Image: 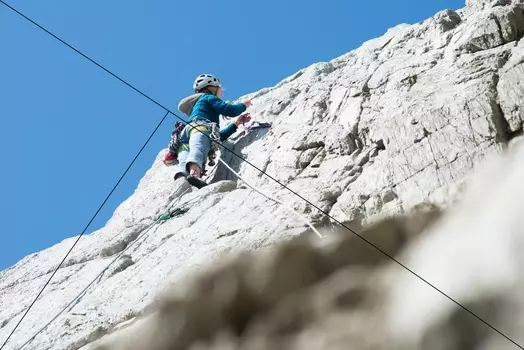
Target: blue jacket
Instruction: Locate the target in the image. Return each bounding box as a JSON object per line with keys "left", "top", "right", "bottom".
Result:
{"left": 189, "top": 93, "right": 247, "bottom": 125}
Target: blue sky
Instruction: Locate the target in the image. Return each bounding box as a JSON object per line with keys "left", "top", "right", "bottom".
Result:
{"left": 0, "top": 0, "right": 465, "bottom": 270}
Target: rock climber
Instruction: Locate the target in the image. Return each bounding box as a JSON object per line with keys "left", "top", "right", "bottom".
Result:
{"left": 174, "top": 74, "right": 252, "bottom": 189}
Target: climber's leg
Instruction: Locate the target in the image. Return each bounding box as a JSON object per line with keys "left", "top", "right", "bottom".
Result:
{"left": 185, "top": 127, "right": 211, "bottom": 178}
{"left": 185, "top": 126, "right": 211, "bottom": 189}
{"left": 173, "top": 144, "right": 190, "bottom": 181}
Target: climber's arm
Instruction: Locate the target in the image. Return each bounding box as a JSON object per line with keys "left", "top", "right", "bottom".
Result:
{"left": 219, "top": 123, "right": 238, "bottom": 142}
{"left": 208, "top": 95, "right": 247, "bottom": 117}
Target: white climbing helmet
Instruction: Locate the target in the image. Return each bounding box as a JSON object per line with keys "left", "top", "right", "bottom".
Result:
{"left": 193, "top": 74, "right": 222, "bottom": 92}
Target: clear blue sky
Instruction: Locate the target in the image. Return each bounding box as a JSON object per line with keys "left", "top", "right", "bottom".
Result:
{"left": 0, "top": 0, "right": 465, "bottom": 270}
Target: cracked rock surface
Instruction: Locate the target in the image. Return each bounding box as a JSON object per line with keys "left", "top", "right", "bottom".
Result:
{"left": 92, "top": 139, "right": 524, "bottom": 350}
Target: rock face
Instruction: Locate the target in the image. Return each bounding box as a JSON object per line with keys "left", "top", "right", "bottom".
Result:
{"left": 1, "top": 1, "right": 524, "bottom": 349}
{"left": 89, "top": 140, "right": 524, "bottom": 350}
{"left": 89, "top": 200, "right": 444, "bottom": 350}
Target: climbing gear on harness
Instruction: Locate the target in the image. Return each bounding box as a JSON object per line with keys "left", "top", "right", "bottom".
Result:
{"left": 206, "top": 124, "right": 220, "bottom": 169}
{"left": 207, "top": 150, "right": 217, "bottom": 167}
{"left": 163, "top": 121, "right": 186, "bottom": 166}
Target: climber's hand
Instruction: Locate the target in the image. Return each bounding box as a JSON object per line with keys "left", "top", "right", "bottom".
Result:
{"left": 235, "top": 113, "right": 252, "bottom": 127}
{"left": 243, "top": 100, "right": 253, "bottom": 108}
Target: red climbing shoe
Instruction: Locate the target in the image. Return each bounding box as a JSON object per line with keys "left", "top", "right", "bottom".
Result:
{"left": 163, "top": 151, "right": 177, "bottom": 166}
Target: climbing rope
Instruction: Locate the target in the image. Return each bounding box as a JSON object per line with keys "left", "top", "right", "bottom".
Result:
{"left": 157, "top": 207, "right": 189, "bottom": 222}
{"left": 218, "top": 158, "right": 323, "bottom": 239}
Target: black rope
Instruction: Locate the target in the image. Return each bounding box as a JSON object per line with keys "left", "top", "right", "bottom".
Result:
{"left": 1, "top": 2, "right": 522, "bottom": 349}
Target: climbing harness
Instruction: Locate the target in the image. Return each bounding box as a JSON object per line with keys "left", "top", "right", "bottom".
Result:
{"left": 202, "top": 119, "right": 221, "bottom": 164}
{"left": 187, "top": 118, "right": 221, "bottom": 176}
{"left": 164, "top": 119, "right": 220, "bottom": 171}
